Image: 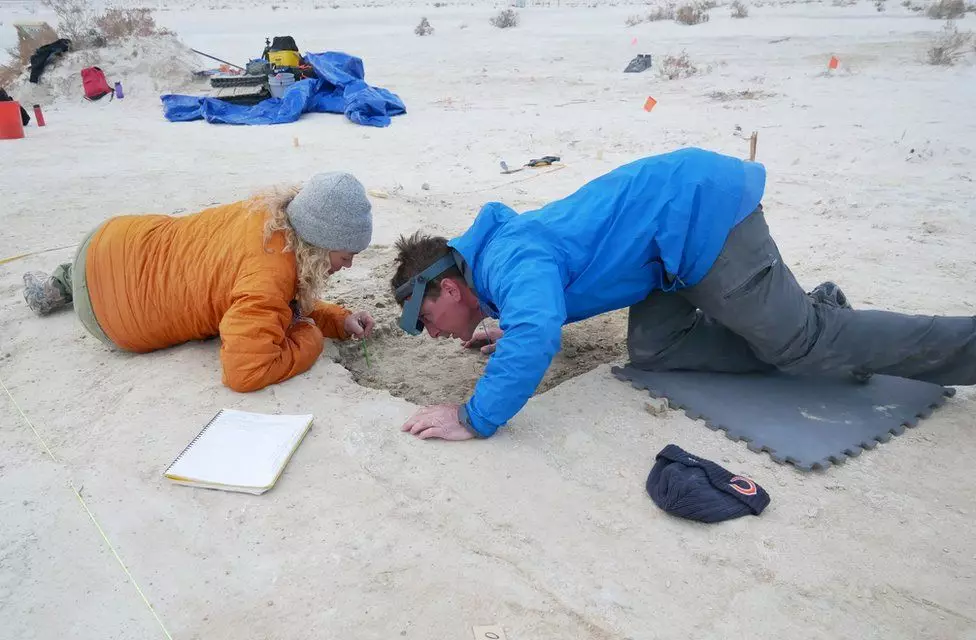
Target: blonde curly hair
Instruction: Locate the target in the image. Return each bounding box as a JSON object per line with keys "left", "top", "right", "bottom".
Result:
{"left": 250, "top": 185, "right": 335, "bottom": 315}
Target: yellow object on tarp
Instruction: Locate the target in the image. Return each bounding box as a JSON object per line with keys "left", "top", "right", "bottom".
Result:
{"left": 268, "top": 50, "right": 301, "bottom": 68}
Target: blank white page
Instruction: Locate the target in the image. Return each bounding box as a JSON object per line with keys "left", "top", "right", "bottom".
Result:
{"left": 165, "top": 409, "right": 313, "bottom": 490}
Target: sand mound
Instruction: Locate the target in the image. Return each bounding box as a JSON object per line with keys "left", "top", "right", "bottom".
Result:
{"left": 5, "top": 34, "right": 205, "bottom": 106}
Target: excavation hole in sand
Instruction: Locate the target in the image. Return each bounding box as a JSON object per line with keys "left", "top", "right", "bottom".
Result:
{"left": 326, "top": 249, "right": 628, "bottom": 405}
{"left": 331, "top": 311, "right": 628, "bottom": 405}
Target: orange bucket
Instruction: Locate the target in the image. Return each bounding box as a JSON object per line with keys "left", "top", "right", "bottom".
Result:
{"left": 0, "top": 100, "right": 26, "bottom": 140}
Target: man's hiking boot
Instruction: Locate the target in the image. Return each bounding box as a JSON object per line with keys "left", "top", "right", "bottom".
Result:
{"left": 808, "top": 281, "right": 851, "bottom": 310}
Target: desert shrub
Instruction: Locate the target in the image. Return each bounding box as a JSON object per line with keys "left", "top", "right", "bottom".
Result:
{"left": 731, "top": 1, "right": 749, "bottom": 17}
{"left": 415, "top": 16, "right": 434, "bottom": 35}
{"left": 42, "top": 0, "right": 169, "bottom": 48}
{"left": 927, "top": 0, "right": 965, "bottom": 18}
{"left": 926, "top": 19, "right": 973, "bottom": 64}
{"left": 490, "top": 9, "right": 519, "bottom": 28}
{"left": 675, "top": 2, "right": 711, "bottom": 24}
{"left": 626, "top": 13, "right": 646, "bottom": 25}
{"left": 96, "top": 8, "right": 170, "bottom": 41}
{"left": 43, "top": 0, "right": 101, "bottom": 47}
{"left": 648, "top": 3, "right": 677, "bottom": 19}
{"left": 659, "top": 50, "right": 699, "bottom": 79}
{"left": 0, "top": 60, "right": 20, "bottom": 87}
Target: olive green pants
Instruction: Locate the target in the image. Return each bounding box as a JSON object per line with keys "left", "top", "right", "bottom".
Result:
{"left": 51, "top": 226, "right": 116, "bottom": 349}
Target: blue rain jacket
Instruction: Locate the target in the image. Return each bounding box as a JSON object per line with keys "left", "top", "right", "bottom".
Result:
{"left": 451, "top": 147, "right": 766, "bottom": 437}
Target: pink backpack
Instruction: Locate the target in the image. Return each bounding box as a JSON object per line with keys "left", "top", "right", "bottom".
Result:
{"left": 81, "top": 66, "right": 112, "bottom": 101}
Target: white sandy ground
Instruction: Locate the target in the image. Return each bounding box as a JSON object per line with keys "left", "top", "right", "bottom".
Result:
{"left": 2, "top": 2, "right": 976, "bottom": 638}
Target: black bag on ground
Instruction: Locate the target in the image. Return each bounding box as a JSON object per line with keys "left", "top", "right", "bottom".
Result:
{"left": 29, "top": 38, "right": 72, "bottom": 84}
{"left": 624, "top": 54, "right": 652, "bottom": 73}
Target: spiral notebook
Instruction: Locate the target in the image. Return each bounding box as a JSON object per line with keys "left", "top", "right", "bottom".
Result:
{"left": 164, "top": 409, "right": 313, "bottom": 495}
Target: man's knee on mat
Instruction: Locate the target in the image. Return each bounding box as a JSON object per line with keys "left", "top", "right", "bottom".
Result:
{"left": 626, "top": 312, "right": 700, "bottom": 370}
{"left": 749, "top": 316, "right": 844, "bottom": 376}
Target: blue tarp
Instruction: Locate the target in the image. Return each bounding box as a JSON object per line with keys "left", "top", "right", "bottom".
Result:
{"left": 160, "top": 51, "right": 406, "bottom": 127}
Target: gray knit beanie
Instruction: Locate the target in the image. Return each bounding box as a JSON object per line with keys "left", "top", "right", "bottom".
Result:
{"left": 286, "top": 172, "right": 372, "bottom": 252}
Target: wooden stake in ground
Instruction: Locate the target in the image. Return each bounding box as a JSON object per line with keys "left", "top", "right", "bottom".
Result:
{"left": 749, "top": 131, "right": 758, "bottom": 161}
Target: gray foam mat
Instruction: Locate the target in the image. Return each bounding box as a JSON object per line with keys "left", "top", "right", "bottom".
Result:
{"left": 611, "top": 366, "right": 955, "bottom": 471}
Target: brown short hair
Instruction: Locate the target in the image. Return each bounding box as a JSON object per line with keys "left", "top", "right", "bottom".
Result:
{"left": 391, "top": 231, "right": 461, "bottom": 304}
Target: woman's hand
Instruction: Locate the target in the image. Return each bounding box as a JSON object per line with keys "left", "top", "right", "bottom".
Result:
{"left": 344, "top": 311, "right": 375, "bottom": 340}
{"left": 461, "top": 326, "right": 504, "bottom": 355}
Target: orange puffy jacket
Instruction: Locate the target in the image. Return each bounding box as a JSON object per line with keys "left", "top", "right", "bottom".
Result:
{"left": 84, "top": 200, "right": 351, "bottom": 392}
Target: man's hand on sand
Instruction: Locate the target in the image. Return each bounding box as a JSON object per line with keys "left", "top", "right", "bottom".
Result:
{"left": 462, "top": 326, "right": 504, "bottom": 355}
{"left": 401, "top": 404, "right": 475, "bottom": 441}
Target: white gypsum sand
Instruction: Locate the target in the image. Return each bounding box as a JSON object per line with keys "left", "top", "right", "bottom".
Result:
{"left": 1, "top": 2, "right": 975, "bottom": 639}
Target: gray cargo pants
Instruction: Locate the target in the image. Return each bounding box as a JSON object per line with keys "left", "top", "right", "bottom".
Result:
{"left": 627, "top": 208, "right": 976, "bottom": 386}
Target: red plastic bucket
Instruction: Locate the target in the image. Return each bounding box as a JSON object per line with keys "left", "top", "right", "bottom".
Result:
{"left": 0, "top": 101, "right": 25, "bottom": 140}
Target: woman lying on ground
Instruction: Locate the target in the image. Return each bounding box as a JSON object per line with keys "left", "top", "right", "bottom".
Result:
{"left": 23, "top": 172, "right": 375, "bottom": 392}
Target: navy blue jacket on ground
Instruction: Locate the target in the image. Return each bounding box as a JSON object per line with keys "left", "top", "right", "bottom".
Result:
{"left": 450, "top": 147, "right": 766, "bottom": 437}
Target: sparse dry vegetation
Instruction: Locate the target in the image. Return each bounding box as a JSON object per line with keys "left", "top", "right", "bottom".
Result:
{"left": 708, "top": 88, "right": 775, "bottom": 101}
{"left": 926, "top": 0, "right": 966, "bottom": 18}
{"left": 41, "top": 0, "right": 170, "bottom": 49}
{"left": 731, "top": 1, "right": 750, "bottom": 17}
{"left": 926, "top": 19, "right": 973, "bottom": 64}
{"left": 626, "top": 2, "right": 682, "bottom": 24}
{"left": 0, "top": 61, "right": 20, "bottom": 87}
{"left": 96, "top": 8, "right": 171, "bottom": 42}
{"left": 415, "top": 16, "right": 434, "bottom": 36}
{"left": 43, "top": 0, "right": 100, "bottom": 47}
{"left": 649, "top": 3, "right": 677, "bottom": 20}
{"left": 490, "top": 8, "right": 520, "bottom": 28}
{"left": 675, "top": 2, "right": 712, "bottom": 25}
{"left": 659, "top": 50, "right": 699, "bottom": 79}
{"left": 0, "top": 2, "right": 172, "bottom": 87}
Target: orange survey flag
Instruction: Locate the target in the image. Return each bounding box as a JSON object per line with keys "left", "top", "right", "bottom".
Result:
{"left": 643, "top": 96, "right": 657, "bottom": 112}
{"left": 828, "top": 56, "right": 839, "bottom": 70}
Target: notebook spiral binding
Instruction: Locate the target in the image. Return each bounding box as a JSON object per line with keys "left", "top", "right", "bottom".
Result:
{"left": 165, "top": 409, "right": 225, "bottom": 473}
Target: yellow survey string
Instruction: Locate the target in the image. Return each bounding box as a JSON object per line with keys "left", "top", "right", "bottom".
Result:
{"left": 0, "top": 376, "right": 174, "bottom": 640}
{"left": 0, "top": 243, "right": 79, "bottom": 266}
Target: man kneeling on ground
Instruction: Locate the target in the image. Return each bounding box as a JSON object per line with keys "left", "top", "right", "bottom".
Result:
{"left": 389, "top": 147, "right": 976, "bottom": 441}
